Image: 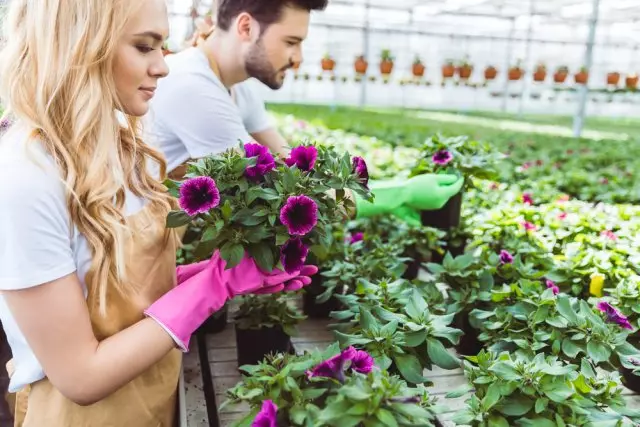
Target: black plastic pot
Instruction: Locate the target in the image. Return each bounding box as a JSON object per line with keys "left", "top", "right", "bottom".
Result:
{"left": 302, "top": 276, "right": 343, "bottom": 319}
{"left": 235, "top": 324, "right": 294, "bottom": 367}
{"left": 196, "top": 305, "right": 228, "bottom": 335}
{"left": 403, "top": 257, "right": 421, "bottom": 281}
{"left": 454, "top": 311, "right": 484, "bottom": 356}
{"left": 421, "top": 192, "right": 463, "bottom": 230}
{"left": 620, "top": 366, "right": 640, "bottom": 393}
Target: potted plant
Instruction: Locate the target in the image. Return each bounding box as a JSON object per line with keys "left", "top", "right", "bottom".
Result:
{"left": 554, "top": 65, "right": 569, "bottom": 83}
{"left": 484, "top": 65, "right": 498, "bottom": 81}
{"left": 575, "top": 66, "right": 589, "bottom": 84}
{"left": 533, "top": 62, "right": 547, "bottom": 82}
{"left": 165, "top": 142, "right": 371, "bottom": 273}
{"left": 449, "top": 350, "right": 639, "bottom": 425}
{"left": 331, "top": 282, "right": 463, "bottom": 385}
{"left": 441, "top": 59, "right": 455, "bottom": 79}
{"left": 321, "top": 53, "right": 335, "bottom": 72}
{"left": 408, "top": 134, "right": 506, "bottom": 230}
{"left": 234, "top": 293, "right": 306, "bottom": 366}
{"left": 457, "top": 57, "right": 473, "bottom": 80}
{"left": 626, "top": 73, "right": 639, "bottom": 90}
{"left": 379, "top": 49, "right": 394, "bottom": 75}
{"left": 222, "top": 343, "right": 443, "bottom": 426}
{"left": 508, "top": 60, "right": 524, "bottom": 81}
{"left": 354, "top": 55, "right": 368, "bottom": 75}
{"left": 412, "top": 56, "right": 426, "bottom": 78}
{"left": 607, "top": 71, "right": 621, "bottom": 86}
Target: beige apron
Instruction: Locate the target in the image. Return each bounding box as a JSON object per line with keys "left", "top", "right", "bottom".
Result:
{"left": 11, "top": 204, "right": 183, "bottom": 427}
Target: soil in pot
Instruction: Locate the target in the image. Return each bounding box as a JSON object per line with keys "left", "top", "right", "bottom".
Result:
{"left": 235, "top": 324, "right": 294, "bottom": 367}
{"left": 620, "top": 366, "right": 640, "bottom": 393}
{"left": 421, "top": 192, "right": 463, "bottom": 230}
{"left": 196, "top": 305, "right": 228, "bottom": 335}
{"left": 302, "top": 277, "right": 343, "bottom": 319}
{"left": 454, "top": 311, "right": 484, "bottom": 356}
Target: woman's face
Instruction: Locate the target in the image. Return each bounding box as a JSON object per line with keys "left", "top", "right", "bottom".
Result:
{"left": 113, "top": 0, "right": 170, "bottom": 117}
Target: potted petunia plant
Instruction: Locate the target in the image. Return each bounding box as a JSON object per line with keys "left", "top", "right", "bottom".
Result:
{"left": 409, "top": 134, "right": 505, "bottom": 230}
{"left": 165, "top": 142, "right": 371, "bottom": 272}
{"left": 223, "top": 343, "right": 443, "bottom": 427}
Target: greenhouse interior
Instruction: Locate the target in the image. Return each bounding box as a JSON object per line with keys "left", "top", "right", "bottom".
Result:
{"left": 1, "top": 0, "right": 640, "bottom": 426}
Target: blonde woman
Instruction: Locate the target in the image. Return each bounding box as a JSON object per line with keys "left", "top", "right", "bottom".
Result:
{"left": 0, "top": 1, "right": 315, "bottom": 426}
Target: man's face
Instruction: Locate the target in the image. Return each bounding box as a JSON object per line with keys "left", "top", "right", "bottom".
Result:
{"left": 244, "top": 6, "right": 310, "bottom": 90}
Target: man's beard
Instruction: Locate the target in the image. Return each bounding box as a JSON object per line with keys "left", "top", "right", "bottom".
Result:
{"left": 245, "top": 39, "right": 290, "bottom": 90}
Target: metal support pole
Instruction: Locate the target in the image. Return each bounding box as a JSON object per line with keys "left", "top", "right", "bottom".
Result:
{"left": 501, "top": 18, "right": 516, "bottom": 112}
{"left": 360, "top": 0, "right": 370, "bottom": 108}
{"left": 518, "top": 0, "right": 536, "bottom": 116}
{"left": 572, "top": 0, "right": 601, "bottom": 138}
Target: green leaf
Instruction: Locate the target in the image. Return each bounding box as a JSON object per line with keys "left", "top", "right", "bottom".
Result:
{"left": 535, "top": 397, "right": 547, "bottom": 414}
{"left": 451, "top": 410, "right": 475, "bottom": 424}
{"left": 166, "top": 210, "right": 192, "bottom": 228}
{"left": 359, "top": 307, "right": 378, "bottom": 330}
{"left": 497, "top": 395, "right": 534, "bottom": 416}
{"left": 393, "top": 353, "right": 428, "bottom": 384}
{"left": 573, "top": 374, "right": 592, "bottom": 394}
{"left": 403, "top": 331, "right": 428, "bottom": 347}
{"left": 426, "top": 338, "right": 460, "bottom": 370}
{"left": 221, "top": 199, "right": 233, "bottom": 221}
{"left": 341, "top": 385, "right": 371, "bottom": 401}
{"left": 375, "top": 409, "right": 398, "bottom": 427}
{"left": 546, "top": 316, "right": 568, "bottom": 328}
{"left": 561, "top": 338, "right": 581, "bottom": 358}
{"left": 201, "top": 226, "right": 218, "bottom": 242}
{"left": 302, "top": 388, "right": 327, "bottom": 400}
{"left": 406, "top": 290, "right": 427, "bottom": 320}
{"left": 489, "top": 361, "right": 521, "bottom": 381}
{"left": 556, "top": 294, "right": 579, "bottom": 324}
{"left": 545, "top": 382, "right": 574, "bottom": 402}
{"left": 247, "top": 243, "right": 275, "bottom": 272}
{"left": 487, "top": 415, "right": 509, "bottom": 427}
{"left": 333, "top": 330, "right": 372, "bottom": 347}
{"left": 587, "top": 340, "right": 611, "bottom": 364}
{"left": 220, "top": 242, "right": 245, "bottom": 269}
{"left": 482, "top": 383, "right": 502, "bottom": 410}
{"left": 276, "top": 233, "right": 290, "bottom": 246}
{"left": 580, "top": 358, "right": 596, "bottom": 378}
{"left": 445, "top": 384, "right": 474, "bottom": 398}
{"left": 290, "top": 405, "right": 307, "bottom": 425}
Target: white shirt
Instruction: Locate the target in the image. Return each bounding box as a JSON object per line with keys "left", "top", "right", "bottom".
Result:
{"left": 146, "top": 47, "right": 273, "bottom": 172}
{"left": 0, "top": 124, "right": 147, "bottom": 392}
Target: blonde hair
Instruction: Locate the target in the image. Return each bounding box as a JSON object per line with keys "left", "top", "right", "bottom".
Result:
{"left": 0, "top": 0, "right": 176, "bottom": 314}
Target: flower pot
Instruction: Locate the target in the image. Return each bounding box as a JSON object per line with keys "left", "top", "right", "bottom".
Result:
{"left": 508, "top": 68, "right": 523, "bottom": 81}
{"left": 554, "top": 71, "right": 568, "bottom": 83}
{"left": 626, "top": 75, "right": 638, "bottom": 90}
{"left": 354, "top": 58, "right": 368, "bottom": 75}
{"left": 321, "top": 58, "right": 335, "bottom": 72}
{"left": 454, "top": 311, "right": 484, "bottom": 356}
{"left": 402, "top": 249, "right": 422, "bottom": 281}
{"left": 620, "top": 366, "right": 640, "bottom": 393}
{"left": 302, "top": 276, "right": 342, "bottom": 319}
{"left": 575, "top": 71, "right": 589, "bottom": 84}
{"left": 380, "top": 60, "right": 394, "bottom": 75}
{"left": 533, "top": 70, "right": 546, "bottom": 82}
{"left": 196, "top": 305, "right": 228, "bottom": 335}
{"left": 235, "top": 324, "right": 294, "bottom": 367}
{"left": 484, "top": 66, "right": 497, "bottom": 80}
{"left": 607, "top": 72, "right": 620, "bottom": 86}
{"left": 441, "top": 64, "right": 455, "bottom": 79}
{"left": 457, "top": 65, "right": 472, "bottom": 80}
{"left": 412, "top": 63, "right": 425, "bottom": 78}
{"left": 420, "top": 191, "right": 463, "bottom": 230}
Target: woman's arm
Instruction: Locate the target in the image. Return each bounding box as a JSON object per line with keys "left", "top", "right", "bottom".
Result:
{"left": 3, "top": 272, "right": 176, "bottom": 406}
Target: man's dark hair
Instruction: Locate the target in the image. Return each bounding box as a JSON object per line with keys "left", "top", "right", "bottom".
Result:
{"left": 217, "top": 0, "right": 328, "bottom": 32}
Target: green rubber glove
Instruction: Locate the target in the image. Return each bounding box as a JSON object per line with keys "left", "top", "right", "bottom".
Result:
{"left": 354, "top": 174, "right": 464, "bottom": 227}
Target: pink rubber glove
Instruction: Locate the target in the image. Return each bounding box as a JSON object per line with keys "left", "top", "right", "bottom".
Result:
{"left": 144, "top": 251, "right": 317, "bottom": 351}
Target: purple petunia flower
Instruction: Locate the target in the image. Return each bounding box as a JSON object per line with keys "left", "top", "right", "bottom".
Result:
{"left": 252, "top": 400, "right": 277, "bottom": 427}
{"left": 432, "top": 150, "right": 453, "bottom": 166}
{"left": 285, "top": 145, "right": 318, "bottom": 172}
{"left": 280, "top": 238, "right": 309, "bottom": 274}
{"left": 546, "top": 280, "right": 559, "bottom": 295}
{"left": 244, "top": 143, "right": 276, "bottom": 180}
{"left": 178, "top": 176, "right": 220, "bottom": 216}
{"left": 522, "top": 192, "right": 533, "bottom": 205}
{"left": 499, "top": 250, "right": 514, "bottom": 264}
{"left": 350, "top": 232, "right": 364, "bottom": 244}
{"left": 0, "top": 117, "right": 11, "bottom": 132}
{"left": 279, "top": 195, "right": 318, "bottom": 236}
{"left": 521, "top": 221, "right": 536, "bottom": 232}
{"left": 350, "top": 349, "right": 375, "bottom": 374}
{"left": 307, "top": 347, "right": 357, "bottom": 383}
{"left": 596, "top": 301, "right": 633, "bottom": 330}
{"left": 352, "top": 156, "right": 369, "bottom": 188}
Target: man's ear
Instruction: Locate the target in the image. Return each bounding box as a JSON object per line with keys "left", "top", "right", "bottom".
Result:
{"left": 235, "top": 12, "right": 255, "bottom": 41}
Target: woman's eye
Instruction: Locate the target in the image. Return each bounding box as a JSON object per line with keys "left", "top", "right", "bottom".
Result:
{"left": 136, "top": 45, "right": 154, "bottom": 53}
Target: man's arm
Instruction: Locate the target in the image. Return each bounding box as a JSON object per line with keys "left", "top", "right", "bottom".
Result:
{"left": 250, "top": 127, "right": 288, "bottom": 159}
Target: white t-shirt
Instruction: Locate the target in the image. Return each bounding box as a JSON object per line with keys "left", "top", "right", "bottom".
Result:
{"left": 0, "top": 125, "right": 147, "bottom": 392}
{"left": 146, "top": 47, "right": 273, "bottom": 172}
